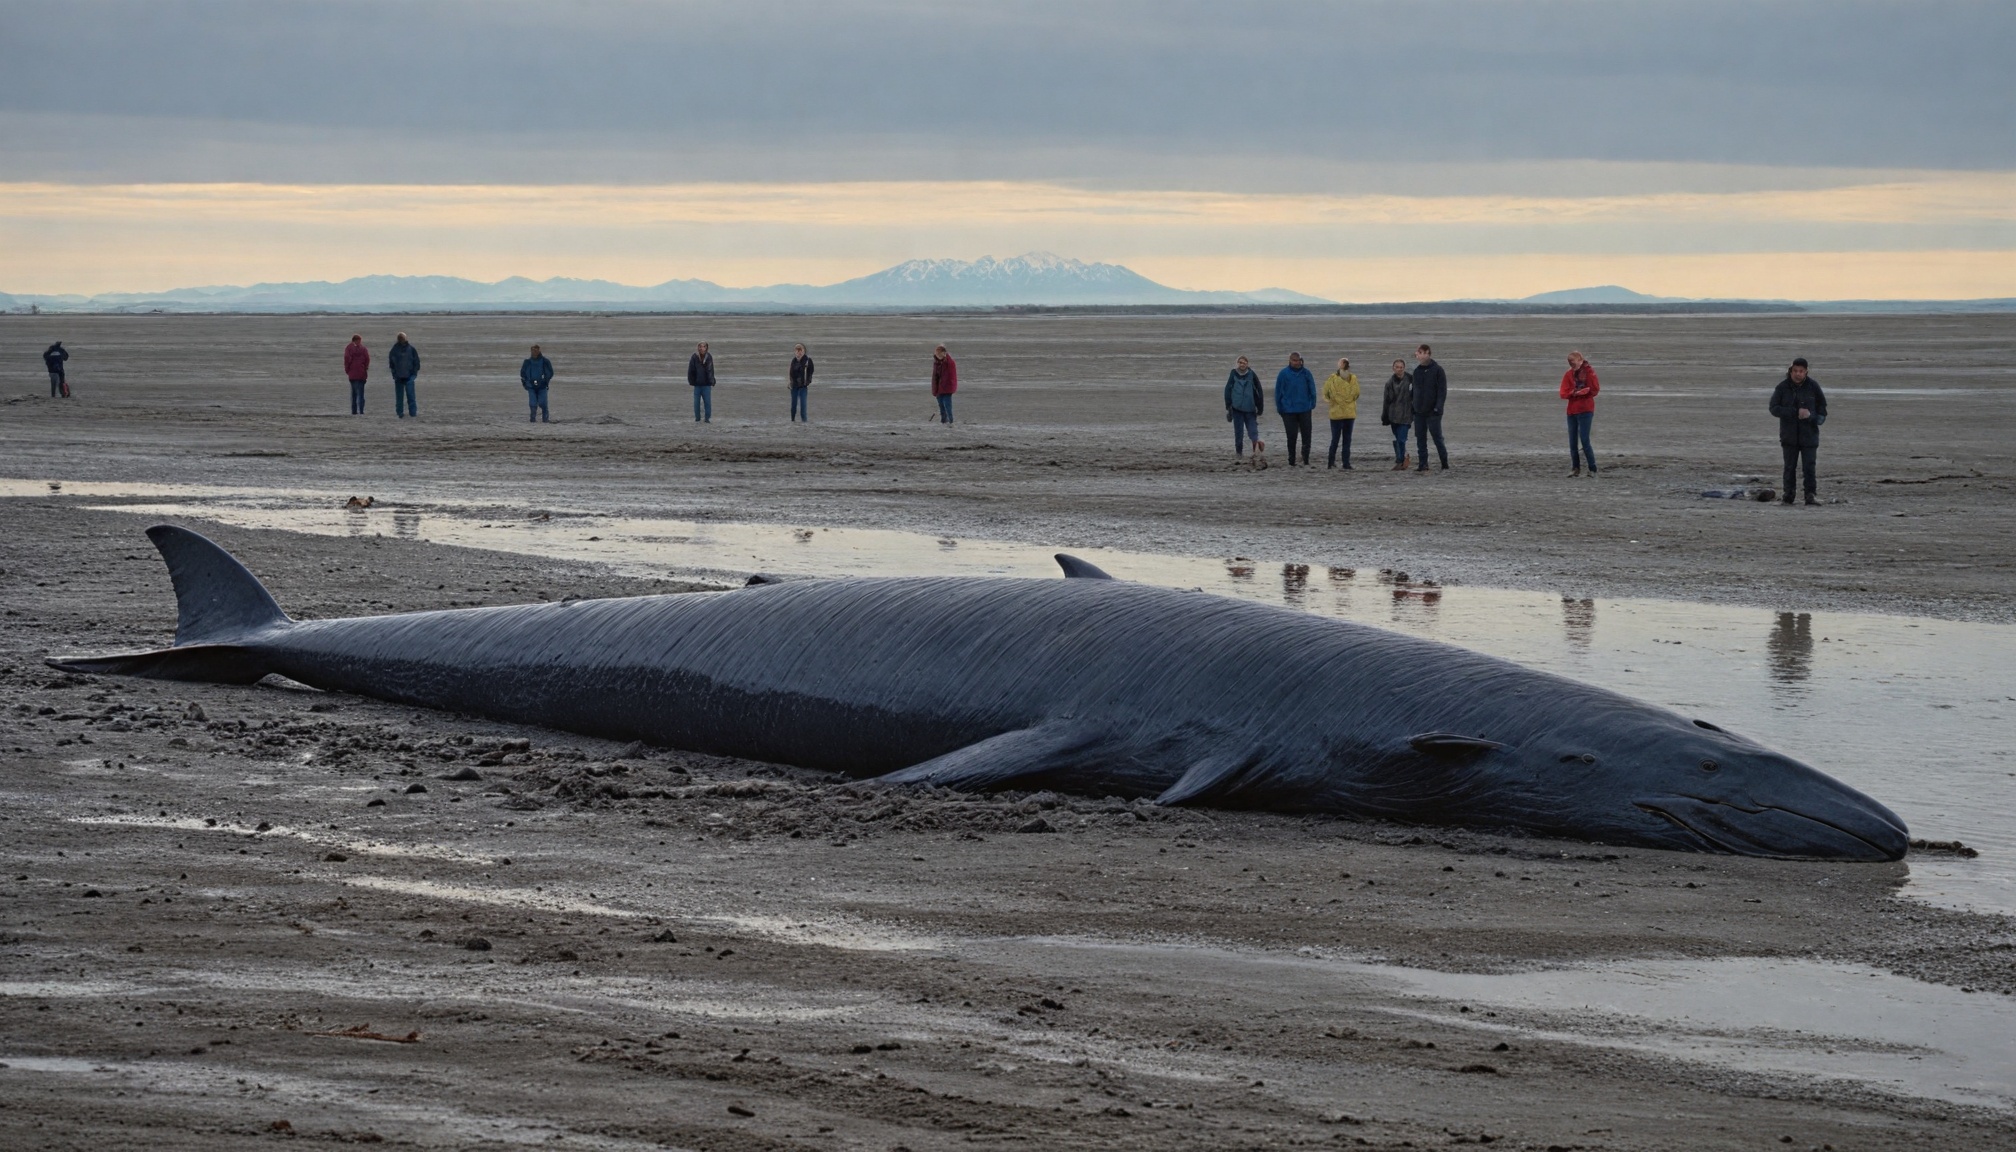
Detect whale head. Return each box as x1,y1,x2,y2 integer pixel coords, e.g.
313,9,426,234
1529,711,1909,861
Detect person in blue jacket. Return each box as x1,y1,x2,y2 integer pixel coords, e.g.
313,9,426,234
1223,356,1265,462
1411,343,1450,471
388,332,420,419
1274,352,1318,467
520,344,554,423
43,341,70,398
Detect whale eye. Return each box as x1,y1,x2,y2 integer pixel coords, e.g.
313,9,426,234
1693,720,1724,732
1558,753,1597,765
1699,759,1720,772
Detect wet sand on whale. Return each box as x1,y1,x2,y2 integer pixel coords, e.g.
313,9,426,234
3,311,2015,1148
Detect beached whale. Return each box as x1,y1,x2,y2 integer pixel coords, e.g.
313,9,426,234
53,525,1908,861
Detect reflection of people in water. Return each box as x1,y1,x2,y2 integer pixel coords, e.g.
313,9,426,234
1561,597,1596,649
1768,612,1815,688
1281,563,1309,605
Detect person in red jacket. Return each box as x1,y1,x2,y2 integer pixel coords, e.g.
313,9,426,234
931,345,958,423
343,334,371,415
1559,350,1600,476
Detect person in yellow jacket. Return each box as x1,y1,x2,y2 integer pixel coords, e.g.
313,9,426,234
1322,357,1361,469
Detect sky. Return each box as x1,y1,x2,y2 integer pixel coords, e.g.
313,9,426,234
2,0,2012,300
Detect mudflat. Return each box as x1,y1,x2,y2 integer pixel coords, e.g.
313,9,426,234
2,313,2014,1149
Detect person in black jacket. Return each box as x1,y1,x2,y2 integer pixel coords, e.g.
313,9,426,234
688,342,716,423
388,332,420,418
43,341,70,398
1410,344,1450,471
789,344,813,422
1768,357,1828,505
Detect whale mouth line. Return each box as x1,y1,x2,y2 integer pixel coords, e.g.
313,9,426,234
1635,795,1904,861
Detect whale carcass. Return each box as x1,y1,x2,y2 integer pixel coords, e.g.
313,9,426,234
52,525,1909,860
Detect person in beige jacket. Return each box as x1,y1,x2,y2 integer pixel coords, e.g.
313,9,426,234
1322,358,1361,469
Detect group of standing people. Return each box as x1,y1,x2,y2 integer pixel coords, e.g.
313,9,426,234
1226,344,1452,471
330,337,960,425
342,333,423,418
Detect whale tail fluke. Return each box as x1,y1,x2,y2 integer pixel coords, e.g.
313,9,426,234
45,525,288,683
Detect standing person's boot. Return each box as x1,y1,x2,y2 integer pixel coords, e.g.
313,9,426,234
1805,492,1819,506
1780,494,1795,505
1569,466,1583,477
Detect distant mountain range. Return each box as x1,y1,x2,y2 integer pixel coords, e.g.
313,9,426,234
0,253,1328,312
5,260,2012,314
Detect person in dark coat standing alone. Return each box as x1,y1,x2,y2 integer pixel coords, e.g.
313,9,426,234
931,345,958,423
1410,343,1449,471
688,342,716,423
388,332,420,419
520,344,554,423
43,341,69,398
343,334,370,415
1768,357,1828,505
1223,355,1265,462
789,344,813,422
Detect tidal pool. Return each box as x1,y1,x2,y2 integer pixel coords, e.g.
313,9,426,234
8,478,2011,916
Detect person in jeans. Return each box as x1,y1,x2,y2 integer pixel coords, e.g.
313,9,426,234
388,332,420,419
1380,359,1413,469
1322,357,1359,469
520,344,554,422
1768,357,1828,505
343,334,370,415
42,341,69,398
789,343,813,422
931,345,958,423
1560,350,1599,476
687,342,716,422
1274,352,1317,466
1411,343,1449,471
1223,355,1265,462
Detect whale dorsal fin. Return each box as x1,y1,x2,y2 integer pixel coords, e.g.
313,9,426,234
1409,732,1507,757
147,524,291,645
1055,554,1114,580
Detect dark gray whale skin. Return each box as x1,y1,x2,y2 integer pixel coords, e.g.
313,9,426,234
54,526,1909,861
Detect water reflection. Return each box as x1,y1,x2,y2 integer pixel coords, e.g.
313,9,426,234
1768,612,1815,694
1562,597,1596,650
343,505,369,537
1226,558,1254,581
1281,563,1310,607
392,509,421,540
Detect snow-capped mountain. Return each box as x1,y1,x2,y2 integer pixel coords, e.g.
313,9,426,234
6,253,1327,311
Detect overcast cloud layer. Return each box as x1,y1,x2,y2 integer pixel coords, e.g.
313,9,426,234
1,1,2011,299
3,0,2013,184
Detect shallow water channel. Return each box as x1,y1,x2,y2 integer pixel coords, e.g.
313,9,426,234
8,478,2013,918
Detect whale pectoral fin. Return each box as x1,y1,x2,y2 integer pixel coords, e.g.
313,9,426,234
1054,554,1115,580
1155,752,1263,806
1408,732,1507,758
875,725,1104,790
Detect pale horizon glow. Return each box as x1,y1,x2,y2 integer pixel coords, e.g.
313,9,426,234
5,174,2015,301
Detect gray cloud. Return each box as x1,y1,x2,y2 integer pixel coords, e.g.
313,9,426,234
2,0,2011,183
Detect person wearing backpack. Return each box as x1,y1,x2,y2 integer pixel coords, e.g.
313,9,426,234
1560,350,1599,476
1322,357,1360,469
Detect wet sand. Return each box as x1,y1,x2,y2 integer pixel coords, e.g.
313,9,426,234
4,313,2016,1148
